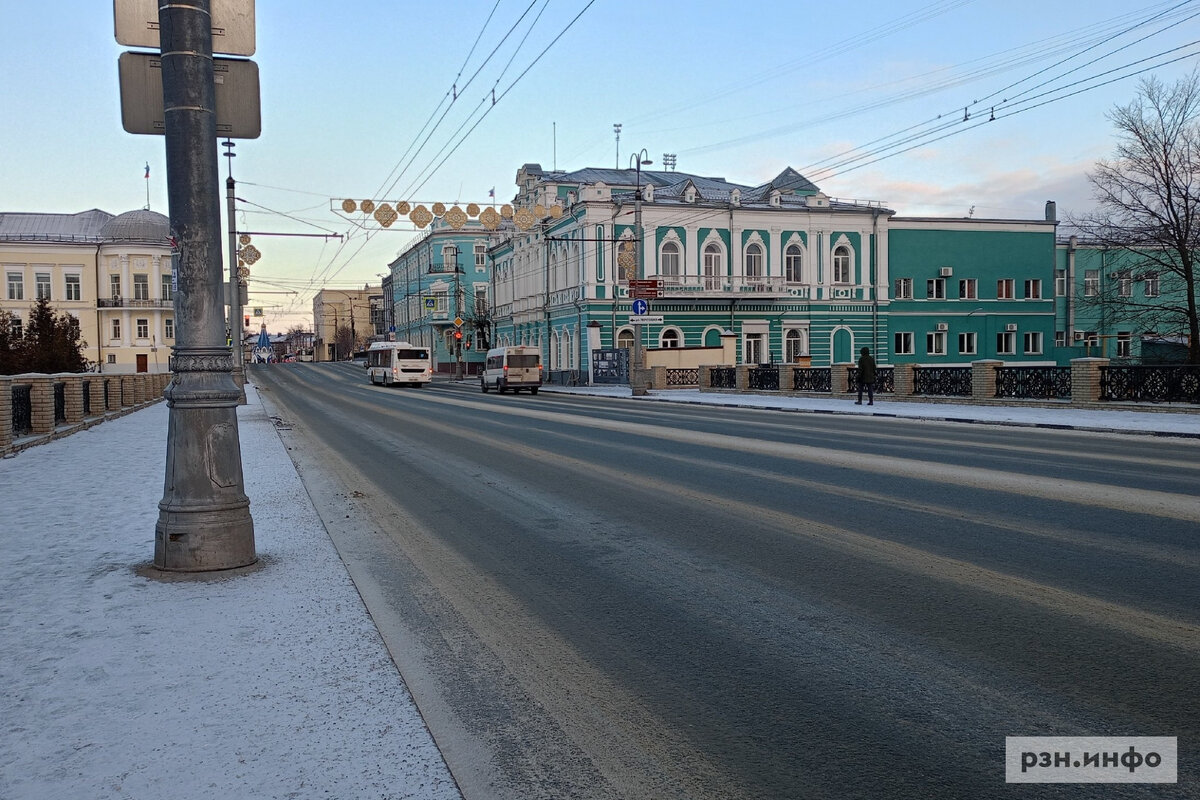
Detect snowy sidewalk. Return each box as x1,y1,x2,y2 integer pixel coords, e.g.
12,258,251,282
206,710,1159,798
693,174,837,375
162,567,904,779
538,385,1200,437
0,384,462,800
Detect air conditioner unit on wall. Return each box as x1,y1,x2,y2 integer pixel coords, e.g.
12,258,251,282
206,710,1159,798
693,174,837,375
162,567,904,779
1073,331,1085,341
939,267,953,277
1005,323,1017,331
935,322,948,331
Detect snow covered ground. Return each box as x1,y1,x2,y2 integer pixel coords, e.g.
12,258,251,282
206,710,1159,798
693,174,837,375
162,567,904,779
0,384,464,800
1,378,1194,800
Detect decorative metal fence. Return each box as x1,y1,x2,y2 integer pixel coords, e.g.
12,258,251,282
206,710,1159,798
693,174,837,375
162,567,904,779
11,385,32,436
913,366,972,397
1101,365,1200,403
847,367,894,394
748,365,781,391
666,368,698,387
710,367,737,389
791,368,832,392
995,366,1072,399
53,382,66,423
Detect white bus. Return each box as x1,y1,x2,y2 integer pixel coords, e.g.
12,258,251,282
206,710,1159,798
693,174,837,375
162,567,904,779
480,345,543,394
366,341,432,387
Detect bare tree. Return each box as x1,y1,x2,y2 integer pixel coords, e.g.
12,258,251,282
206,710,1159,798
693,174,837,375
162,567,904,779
333,324,355,361
1074,72,1200,364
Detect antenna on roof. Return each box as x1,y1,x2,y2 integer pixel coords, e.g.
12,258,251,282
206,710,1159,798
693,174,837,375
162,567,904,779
613,123,622,169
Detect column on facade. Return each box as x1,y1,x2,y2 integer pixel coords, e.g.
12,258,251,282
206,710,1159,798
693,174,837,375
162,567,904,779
685,226,698,285
29,376,54,434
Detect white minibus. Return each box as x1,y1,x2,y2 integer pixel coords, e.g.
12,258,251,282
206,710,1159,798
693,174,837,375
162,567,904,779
480,345,543,394
366,341,432,387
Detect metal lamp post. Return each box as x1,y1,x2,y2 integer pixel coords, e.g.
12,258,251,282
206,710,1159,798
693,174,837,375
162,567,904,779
630,149,652,396
154,0,255,571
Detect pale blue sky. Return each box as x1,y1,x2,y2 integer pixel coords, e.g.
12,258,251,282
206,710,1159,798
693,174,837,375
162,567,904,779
3,1,1198,329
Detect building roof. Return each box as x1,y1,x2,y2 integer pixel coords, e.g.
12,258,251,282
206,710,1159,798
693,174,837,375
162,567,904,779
99,209,170,244
0,209,114,243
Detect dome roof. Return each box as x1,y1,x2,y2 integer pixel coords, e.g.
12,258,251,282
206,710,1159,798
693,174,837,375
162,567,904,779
101,208,170,244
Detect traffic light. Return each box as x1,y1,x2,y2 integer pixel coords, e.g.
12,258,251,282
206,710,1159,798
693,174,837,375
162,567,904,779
463,338,471,350
454,329,462,340
244,315,250,327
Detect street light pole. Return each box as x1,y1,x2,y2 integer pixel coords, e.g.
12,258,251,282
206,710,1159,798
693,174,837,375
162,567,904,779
449,245,463,381
154,0,255,571
629,148,652,396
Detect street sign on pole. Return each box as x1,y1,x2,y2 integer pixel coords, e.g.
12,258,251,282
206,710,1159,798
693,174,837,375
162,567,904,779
119,52,261,138
115,0,256,56
631,298,648,316
628,315,663,325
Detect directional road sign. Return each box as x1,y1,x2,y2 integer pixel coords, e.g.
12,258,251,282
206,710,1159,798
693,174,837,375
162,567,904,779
631,299,648,316
628,315,663,325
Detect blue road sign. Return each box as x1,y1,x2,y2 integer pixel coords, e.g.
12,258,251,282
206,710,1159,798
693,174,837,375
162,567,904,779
632,298,648,315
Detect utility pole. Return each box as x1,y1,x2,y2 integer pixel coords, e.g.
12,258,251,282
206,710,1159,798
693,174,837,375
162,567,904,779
154,0,255,571
224,139,246,403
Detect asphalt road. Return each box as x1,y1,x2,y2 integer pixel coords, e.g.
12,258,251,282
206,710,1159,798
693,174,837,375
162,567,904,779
250,363,1200,800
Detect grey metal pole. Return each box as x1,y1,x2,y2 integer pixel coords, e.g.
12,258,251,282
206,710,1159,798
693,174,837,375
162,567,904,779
154,0,255,571
226,171,246,403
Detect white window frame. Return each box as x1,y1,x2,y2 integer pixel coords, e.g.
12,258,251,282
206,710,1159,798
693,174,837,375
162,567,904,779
35,272,51,301
1116,331,1131,358
474,244,486,272
136,318,150,339
1055,269,1067,296
111,318,121,340
659,328,682,348
785,328,808,360
660,240,681,280
958,331,977,355
1024,279,1041,299
926,278,945,299
744,243,764,281
65,274,82,301
958,278,976,300
1084,270,1099,297
926,330,947,356
785,245,803,283
1117,272,1132,298
894,331,914,355
110,275,121,300
1023,330,1043,355
165,318,174,339
134,274,150,301
997,331,1016,355
832,246,851,284
703,243,723,290
1144,273,1159,297
894,278,912,299
7,272,23,301
161,273,173,301
997,278,1015,300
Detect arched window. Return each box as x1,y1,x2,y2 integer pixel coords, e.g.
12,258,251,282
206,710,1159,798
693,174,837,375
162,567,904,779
833,246,852,284
617,329,635,350
703,243,723,290
786,244,803,283
745,243,764,284
785,329,808,361
661,241,681,282
660,328,681,348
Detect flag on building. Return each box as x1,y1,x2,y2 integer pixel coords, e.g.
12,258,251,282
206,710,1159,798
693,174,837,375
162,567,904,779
145,162,150,179
488,187,494,198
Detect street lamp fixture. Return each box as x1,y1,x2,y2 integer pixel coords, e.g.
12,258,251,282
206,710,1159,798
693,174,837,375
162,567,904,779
629,149,652,396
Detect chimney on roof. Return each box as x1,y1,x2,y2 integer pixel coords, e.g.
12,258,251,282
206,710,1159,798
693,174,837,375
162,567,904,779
1045,201,1057,222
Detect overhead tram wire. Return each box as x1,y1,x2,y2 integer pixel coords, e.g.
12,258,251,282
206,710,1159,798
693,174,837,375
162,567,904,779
396,0,553,200
807,43,1200,182
678,4,1199,159
624,0,980,129
302,1,551,294
310,0,598,294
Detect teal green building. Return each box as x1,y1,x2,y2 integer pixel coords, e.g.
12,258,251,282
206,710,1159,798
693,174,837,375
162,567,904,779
383,162,1192,380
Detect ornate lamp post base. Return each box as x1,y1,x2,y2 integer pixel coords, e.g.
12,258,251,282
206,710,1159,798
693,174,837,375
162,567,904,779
154,348,255,571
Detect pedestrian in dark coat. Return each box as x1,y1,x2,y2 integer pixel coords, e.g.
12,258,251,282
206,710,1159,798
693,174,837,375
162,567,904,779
856,346,876,405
